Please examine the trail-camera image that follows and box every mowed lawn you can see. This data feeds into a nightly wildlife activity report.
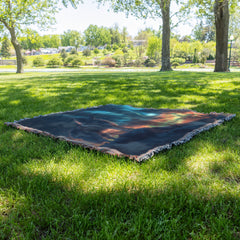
[0,71,239,239]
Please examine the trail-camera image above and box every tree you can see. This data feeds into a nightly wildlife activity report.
[20,29,42,51]
[96,0,177,71]
[188,0,239,72]
[61,30,83,49]
[229,5,240,40]
[84,25,111,47]
[1,36,11,59]
[214,0,229,71]
[109,24,121,45]
[121,27,129,44]
[193,21,215,42]
[0,0,61,73]
[146,36,162,63]
[0,0,82,73]
[40,34,61,48]
[134,28,154,44]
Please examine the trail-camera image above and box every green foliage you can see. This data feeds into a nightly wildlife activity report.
[114,49,124,55]
[112,43,119,51]
[0,0,60,32]
[171,39,216,62]
[171,62,180,68]
[71,57,83,67]
[109,24,121,45]
[60,49,68,60]
[33,56,45,67]
[193,49,199,64]
[93,48,100,54]
[106,44,112,51]
[102,57,116,67]
[135,45,146,59]
[94,58,101,66]
[133,58,144,67]
[84,25,111,47]
[47,57,63,68]
[229,5,240,41]
[121,27,128,44]
[122,47,128,53]
[64,55,76,66]
[64,55,83,67]
[146,36,161,62]
[171,58,186,65]
[22,56,28,65]
[0,37,11,59]
[193,21,215,42]
[123,53,131,66]
[82,49,91,57]
[112,55,124,67]
[61,30,83,48]
[70,48,78,55]
[135,28,154,42]
[40,34,61,48]
[144,58,156,67]
[103,49,108,55]
[0,0,76,73]
[19,29,42,51]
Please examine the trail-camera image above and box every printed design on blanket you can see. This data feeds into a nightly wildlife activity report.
[5,104,235,162]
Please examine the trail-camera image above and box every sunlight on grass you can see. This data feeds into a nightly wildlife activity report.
[0,71,239,239]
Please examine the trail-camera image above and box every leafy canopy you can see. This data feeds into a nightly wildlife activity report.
[0,0,61,31]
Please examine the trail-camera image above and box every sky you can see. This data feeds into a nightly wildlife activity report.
[40,1,195,37]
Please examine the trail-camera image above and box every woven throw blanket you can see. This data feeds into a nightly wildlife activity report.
[5,104,235,162]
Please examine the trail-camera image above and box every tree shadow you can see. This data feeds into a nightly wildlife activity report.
[0,71,240,239]
[1,153,240,239]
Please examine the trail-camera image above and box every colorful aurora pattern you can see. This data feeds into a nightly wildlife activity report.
[5,104,235,161]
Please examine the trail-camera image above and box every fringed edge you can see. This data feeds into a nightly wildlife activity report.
[4,104,236,162]
[136,113,236,162]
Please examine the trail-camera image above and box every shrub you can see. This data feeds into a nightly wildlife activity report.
[103,49,108,55]
[123,53,130,67]
[22,56,28,65]
[170,58,185,65]
[33,56,45,67]
[64,56,75,66]
[112,55,123,67]
[144,58,156,67]
[133,58,143,67]
[112,44,119,51]
[122,47,128,53]
[200,56,207,64]
[94,48,99,54]
[47,57,62,68]
[171,62,180,68]
[70,48,78,55]
[64,56,83,67]
[60,49,68,60]
[102,57,116,67]
[106,45,112,51]
[94,58,101,66]
[114,49,124,55]
[82,49,91,57]
[71,57,83,67]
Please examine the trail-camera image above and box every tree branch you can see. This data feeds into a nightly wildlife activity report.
[0,17,11,30]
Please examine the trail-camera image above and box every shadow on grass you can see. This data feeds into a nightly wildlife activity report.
[0,71,240,239]
[1,146,240,239]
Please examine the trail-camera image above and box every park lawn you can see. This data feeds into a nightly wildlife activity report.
[0,71,239,239]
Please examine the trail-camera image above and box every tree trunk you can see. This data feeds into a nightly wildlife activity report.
[214,0,229,72]
[9,27,24,73]
[160,0,172,71]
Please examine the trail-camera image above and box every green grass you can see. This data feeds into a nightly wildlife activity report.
[0,71,239,239]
